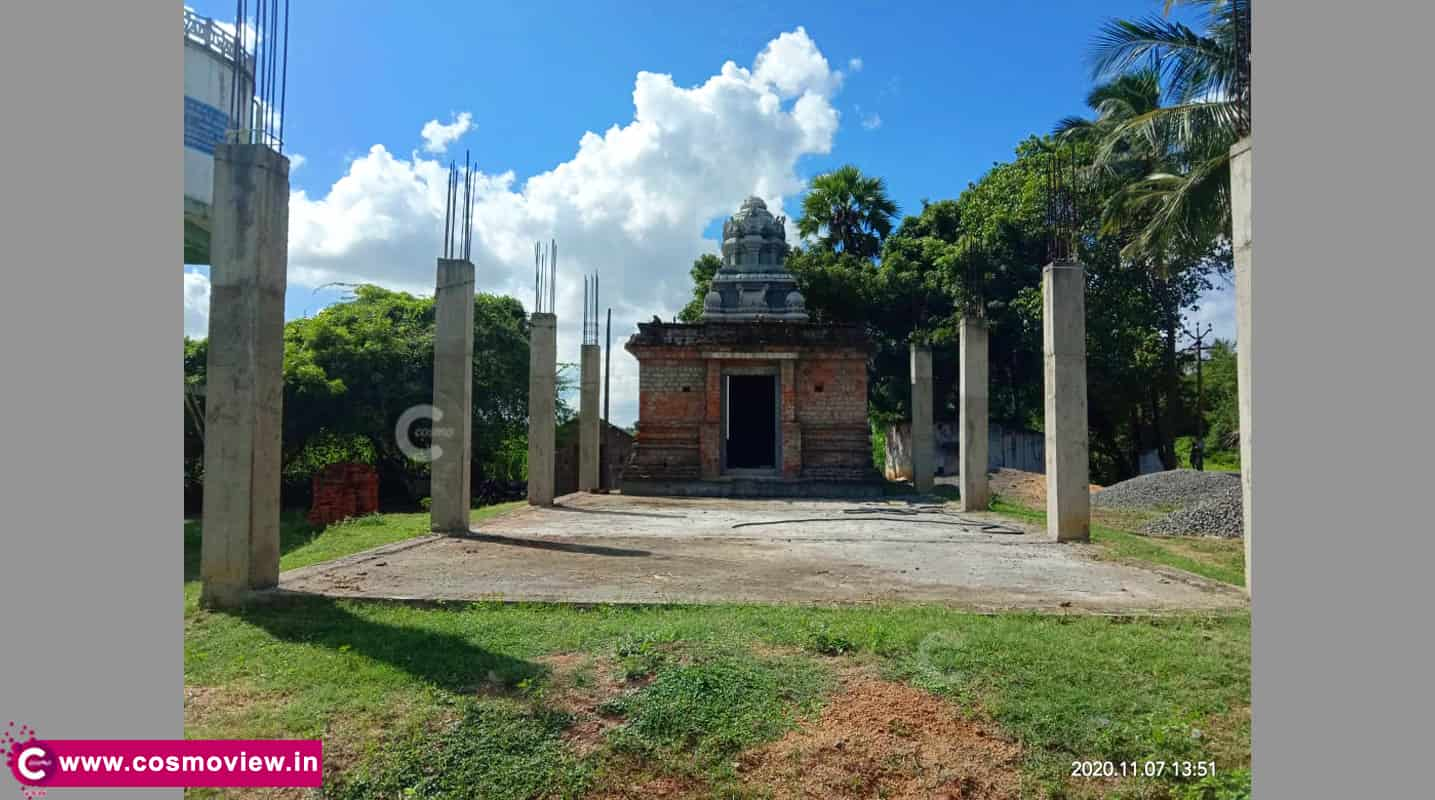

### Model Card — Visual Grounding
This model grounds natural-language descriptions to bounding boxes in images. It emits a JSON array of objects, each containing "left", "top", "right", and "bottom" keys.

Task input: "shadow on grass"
[
  {"left": 222, "top": 594, "right": 546, "bottom": 692},
  {"left": 184, "top": 511, "right": 324, "bottom": 583}
]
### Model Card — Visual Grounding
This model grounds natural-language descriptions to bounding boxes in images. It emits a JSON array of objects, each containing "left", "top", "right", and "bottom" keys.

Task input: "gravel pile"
[
  {"left": 1093, "top": 468, "right": 1244, "bottom": 538},
  {"left": 1091, "top": 469, "right": 1240, "bottom": 511},
  {"left": 1142, "top": 482, "right": 1244, "bottom": 538}
]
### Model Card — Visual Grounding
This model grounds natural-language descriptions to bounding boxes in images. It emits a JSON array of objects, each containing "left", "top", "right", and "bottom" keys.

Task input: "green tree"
[
  {"left": 183, "top": 336, "right": 208, "bottom": 508},
  {"left": 921, "top": 138, "right": 1214, "bottom": 480},
  {"left": 185, "top": 286, "right": 541, "bottom": 506},
  {"left": 796, "top": 165, "right": 899, "bottom": 259},
  {"left": 1187, "top": 337, "right": 1239, "bottom": 454},
  {"left": 676, "top": 253, "right": 723, "bottom": 322},
  {"left": 1060, "top": 4, "right": 1243, "bottom": 466},
  {"left": 670, "top": 143, "right": 1222, "bottom": 482},
  {"left": 281, "top": 286, "right": 537, "bottom": 490}
]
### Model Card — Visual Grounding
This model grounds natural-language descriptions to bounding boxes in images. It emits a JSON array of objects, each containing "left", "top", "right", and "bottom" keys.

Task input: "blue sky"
[{"left": 183, "top": 0, "right": 1229, "bottom": 426}]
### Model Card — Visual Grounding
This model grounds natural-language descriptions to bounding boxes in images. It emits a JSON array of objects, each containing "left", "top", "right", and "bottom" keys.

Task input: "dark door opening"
[{"left": 725, "top": 374, "right": 777, "bottom": 470}]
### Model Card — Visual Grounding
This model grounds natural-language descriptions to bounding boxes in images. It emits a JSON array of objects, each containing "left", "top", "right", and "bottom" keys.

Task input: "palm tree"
[
  {"left": 1055, "top": 66, "right": 1205, "bottom": 471},
  {"left": 1056, "top": 69, "right": 1162, "bottom": 144},
  {"left": 797, "top": 165, "right": 899, "bottom": 259},
  {"left": 1081, "top": 0, "right": 1249, "bottom": 261},
  {"left": 1056, "top": 68, "right": 1169, "bottom": 211}
]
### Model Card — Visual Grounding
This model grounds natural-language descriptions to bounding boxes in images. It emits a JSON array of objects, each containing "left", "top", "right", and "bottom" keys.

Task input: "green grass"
[
  {"left": 991, "top": 498, "right": 1247, "bottom": 588},
  {"left": 604, "top": 649, "right": 831, "bottom": 770},
  {"left": 897, "top": 615, "right": 1250, "bottom": 796},
  {"left": 183, "top": 510, "right": 1250, "bottom": 799},
  {"left": 334, "top": 702, "right": 594, "bottom": 800},
  {"left": 185, "top": 600, "right": 1249, "bottom": 798}
]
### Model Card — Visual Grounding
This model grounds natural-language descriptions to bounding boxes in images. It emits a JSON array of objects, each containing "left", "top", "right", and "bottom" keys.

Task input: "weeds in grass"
[
  {"left": 1173, "top": 767, "right": 1251, "bottom": 800},
  {"left": 333, "top": 701, "right": 592, "bottom": 800},
  {"left": 604, "top": 650, "right": 830, "bottom": 770},
  {"left": 614, "top": 634, "right": 675, "bottom": 680},
  {"left": 803, "top": 621, "right": 858, "bottom": 656}
]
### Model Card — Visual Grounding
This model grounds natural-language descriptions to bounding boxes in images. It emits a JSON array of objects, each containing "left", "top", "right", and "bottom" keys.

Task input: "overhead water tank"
[{"left": 184, "top": 8, "right": 254, "bottom": 264}]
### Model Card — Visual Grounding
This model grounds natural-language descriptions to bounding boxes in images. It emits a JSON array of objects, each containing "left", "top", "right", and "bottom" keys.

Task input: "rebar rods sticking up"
[
  {"left": 441, "top": 151, "right": 476, "bottom": 261},
  {"left": 1232, "top": 0, "right": 1252, "bottom": 138},
  {"left": 228, "top": 0, "right": 290, "bottom": 151},
  {"left": 1044, "top": 143, "right": 1081, "bottom": 265},
  {"left": 582, "top": 273, "right": 600, "bottom": 346},
  {"left": 533, "top": 239, "right": 557, "bottom": 315}
]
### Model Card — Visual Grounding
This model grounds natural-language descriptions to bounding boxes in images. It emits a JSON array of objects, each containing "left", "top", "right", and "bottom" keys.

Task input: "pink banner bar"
[{"left": 7, "top": 740, "right": 323, "bottom": 788}]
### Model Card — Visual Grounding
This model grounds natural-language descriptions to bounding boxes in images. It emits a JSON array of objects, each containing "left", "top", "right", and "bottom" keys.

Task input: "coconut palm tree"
[
  {"left": 1056, "top": 65, "right": 1213, "bottom": 471},
  {"left": 1056, "top": 68, "right": 1168, "bottom": 203},
  {"left": 1056, "top": 69, "right": 1163, "bottom": 146},
  {"left": 1081, "top": 0, "right": 1250, "bottom": 260},
  {"left": 797, "top": 165, "right": 899, "bottom": 260}
]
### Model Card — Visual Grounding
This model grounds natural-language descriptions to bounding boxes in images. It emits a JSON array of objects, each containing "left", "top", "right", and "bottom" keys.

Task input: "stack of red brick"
[{"left": 307, "top": 462, "right": 379, "bottom": 526}]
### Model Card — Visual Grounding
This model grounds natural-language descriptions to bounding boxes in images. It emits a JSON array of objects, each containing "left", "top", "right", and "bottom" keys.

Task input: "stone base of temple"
[{"left": 620, "top": 474, "right": 885, "bottom": 499}]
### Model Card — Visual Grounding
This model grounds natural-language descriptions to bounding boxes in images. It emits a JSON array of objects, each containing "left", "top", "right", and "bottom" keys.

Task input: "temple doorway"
[{"left": 724, "top": 373, "right": 777, "bottom": 471}]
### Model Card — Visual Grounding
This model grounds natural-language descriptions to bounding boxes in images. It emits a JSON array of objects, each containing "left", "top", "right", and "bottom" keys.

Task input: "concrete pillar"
[
  {"left": 578, "top": 343, "right": 601, "bottom": 492},
  {"left": 958, "top": 316, "right": 990, "bottom": 511},
  {"left": 1231, "top": 136, "right": 1254, "bottom": 596},
  {"left": 430, "top": 258, "right": 474, "bottom": 533},
  {"left": 527, "top": 313, "right": 557, "bottom": 505},
  {"left": 910, "top": 343, "right": 934, "bottom": 493},
  {"left": 1043, "top": 263, "right": 1090, "bottom": 541},
  {"left": 200, "top": 144, "right": 289, "bottom": 607}
]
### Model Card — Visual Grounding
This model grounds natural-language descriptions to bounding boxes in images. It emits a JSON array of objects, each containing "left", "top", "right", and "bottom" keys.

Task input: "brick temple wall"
[
  {"left": 307, "top": 462, "right": 379, "bottom": 526},
  {"left": 793, "top": 355, "right": 870, "bottom": 478},
  {"left": 623, "top": 322, "right": 875, "bottom": 488}
]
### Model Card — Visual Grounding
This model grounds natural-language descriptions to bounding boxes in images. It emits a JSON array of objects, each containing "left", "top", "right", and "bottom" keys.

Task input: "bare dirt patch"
[
  {"left": 736, "top": 677, "right": 1024, "bottom": 800},
  {"left": 989, "top": 468, "right": 1102, "bottom": 510},
  {"left": 537, "top": 653, "right": 646, "bottom": 757}
]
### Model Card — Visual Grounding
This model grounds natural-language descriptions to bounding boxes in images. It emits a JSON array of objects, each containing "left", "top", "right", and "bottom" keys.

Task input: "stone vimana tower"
[
  {"left": 623, "top": 196, "right": 881, "bottom": 498},
  {"left": 701, "top": 196, "right": 810, "bottom": 321}
]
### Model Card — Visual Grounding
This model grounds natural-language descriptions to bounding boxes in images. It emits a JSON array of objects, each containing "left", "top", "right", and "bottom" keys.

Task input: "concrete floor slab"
[{"left": 276, "top": 493, "right": 1246, "bottom": 612}]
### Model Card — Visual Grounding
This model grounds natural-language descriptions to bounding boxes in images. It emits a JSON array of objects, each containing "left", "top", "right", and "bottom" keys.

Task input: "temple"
[{"left": 622, "top": 197, "right": 881, "bottom": 497}]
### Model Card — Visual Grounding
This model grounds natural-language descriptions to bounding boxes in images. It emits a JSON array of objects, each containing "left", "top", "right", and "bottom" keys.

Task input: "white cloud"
[
  {"left": 752, "top": 27, "right": 843, "bottom": 98},
  {"left": 857, "top": 106, "right": 882, "bottom": 130},
  {"left": 184, "top": 270, "right": 210, "bottom": 338},
  {"left": 284, "top": 28, "right": 845, "bottom": 427},
  {"left": 288, "top": 153, "right": 306, "bottom": 172},
  {"left": 420, "top": 112, "right": 474, "bottom": 154},
  {"left": 848, "top": 57, "right": 863, "bottom": 72}
]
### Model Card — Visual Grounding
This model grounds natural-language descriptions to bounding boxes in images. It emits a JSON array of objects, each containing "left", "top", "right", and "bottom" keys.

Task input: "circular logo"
[
  {"left": 395, "top": 404, "right": 445, "bottom": 463},
  {"left": 12, "top": 741, "right": 57, "bottom": 786}
]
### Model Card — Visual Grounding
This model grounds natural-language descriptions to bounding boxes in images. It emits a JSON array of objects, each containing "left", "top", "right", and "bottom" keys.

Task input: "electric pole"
[{"left": 1181, "top": 320, "right": 1214, "bottom": 470}]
